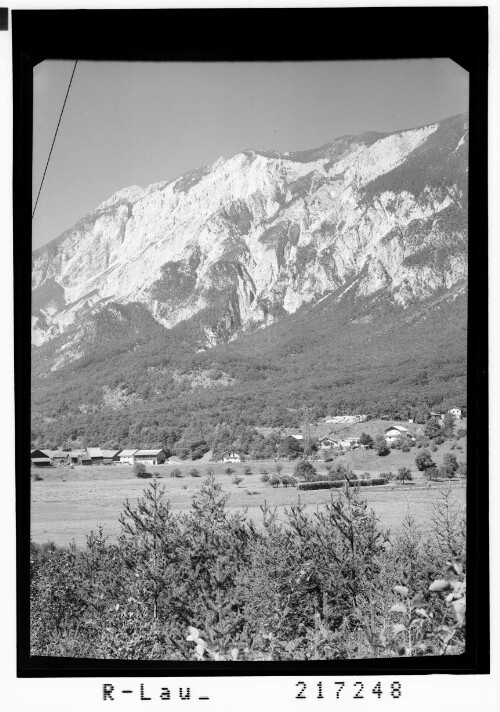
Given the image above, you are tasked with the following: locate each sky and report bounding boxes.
[32,59,468,250]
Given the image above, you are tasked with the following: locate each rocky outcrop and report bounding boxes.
[32,113,468,363]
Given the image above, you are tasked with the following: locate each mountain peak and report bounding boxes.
[32,113,468,369]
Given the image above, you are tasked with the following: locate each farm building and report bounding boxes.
[79,454,92,466]
[384,425,411,444]
[118,449,138,465]
[86,448,104,465]
[134,449,167,465]
[43,450,69,465]
[222,451,242,463]
[69,449,87,464]
[448,408,463,420]
[101,449,120,463]
[31,450,52,467]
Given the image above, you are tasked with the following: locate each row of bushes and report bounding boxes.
[297,478,389,491]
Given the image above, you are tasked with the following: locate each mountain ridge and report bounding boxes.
[32,112,468,360]
[31,112,468,446]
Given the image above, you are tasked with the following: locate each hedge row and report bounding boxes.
[297,478,388,491]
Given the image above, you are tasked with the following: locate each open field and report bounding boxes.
[31,460,465,547]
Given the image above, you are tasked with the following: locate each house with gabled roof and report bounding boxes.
[118,449,138,465]
[86,447,104,464]
[384,425,412,444]
[31,449,52,467]
[69,449,86,464]
[101,449,120,464]
[43,449,69,464]
[134,449,167,465]
[319,437,339,450]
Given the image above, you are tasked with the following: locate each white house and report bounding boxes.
[448,408,463,420]
[134,449,167,465]
[290,434,304,441]
[384,425,411,444]
[222,451,242,463]
[118,449,138,465]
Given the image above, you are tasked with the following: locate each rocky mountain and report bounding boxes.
[31,113,468,447]
[32,113,468,373]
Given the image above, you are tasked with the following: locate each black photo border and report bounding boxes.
[13,6,489,677]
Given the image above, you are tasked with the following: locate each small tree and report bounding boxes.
[232,475,243,486]
[243,466,252,476]
[170,467,182,478]
[424,465,439,481]
[189,467,201,477]
[270,475,281,487]
[442,412,456,438]
[415,450,435,472]
[374,435,390,456]
[134,462,147,477]
[293,459,317,481]
[260,472,270,483]
[359,432,374,448]
[440,453,459,479]
[224,467,235,476]
[275,462,283,476]
[425,418,442,440]
[326,461,353,481]
[396,467,413,484]
[457,462,467,479]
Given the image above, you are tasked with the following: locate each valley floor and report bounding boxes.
[31,461,465,547]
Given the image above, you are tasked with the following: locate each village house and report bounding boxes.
[69,449,87,464]
[384,425,412,444]
[134,449,167,465]
[118,449,138,465]
[222,451,242,463]
[43,449,70,465]
[448,407,463,420]
[319,437,338,450]
[86,447,104,465]
[101,449,120,465]
[30,449,52,467]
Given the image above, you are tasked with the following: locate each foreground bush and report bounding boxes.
[30,478,465,661]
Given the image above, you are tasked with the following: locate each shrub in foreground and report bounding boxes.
[30,478,465,661]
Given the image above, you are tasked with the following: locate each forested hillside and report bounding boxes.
[31,282,466,450]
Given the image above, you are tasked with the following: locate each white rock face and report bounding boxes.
[32,114,468,355]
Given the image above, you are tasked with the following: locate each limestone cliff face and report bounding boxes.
[32,113,468,363]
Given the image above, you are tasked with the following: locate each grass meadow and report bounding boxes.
[31,457,465,547]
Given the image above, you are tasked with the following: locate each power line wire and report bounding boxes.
[32,60,78,220]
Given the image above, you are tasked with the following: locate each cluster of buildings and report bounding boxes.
[30,447,168,468]
[323,414,369,424]
[319,425,416,451]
